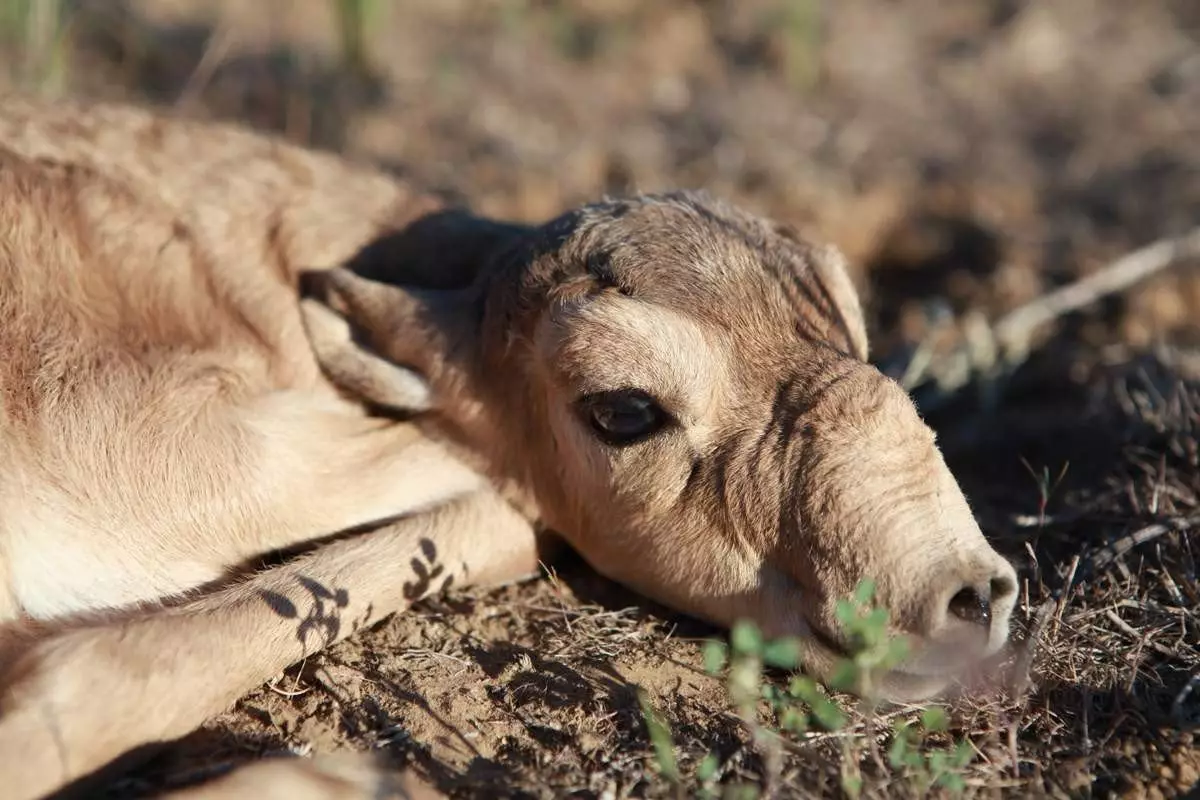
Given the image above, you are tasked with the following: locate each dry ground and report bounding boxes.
[3,1,1198,797]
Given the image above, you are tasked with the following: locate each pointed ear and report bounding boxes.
[298,268,480,414]
[808,242,869,361]
[772,223,870,361]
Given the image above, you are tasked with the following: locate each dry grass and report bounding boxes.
[3,1,1198,797]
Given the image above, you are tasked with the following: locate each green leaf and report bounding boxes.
[702,640,728,674]
[863,607,889,633]
[888,726,912,768]
[696,751,720,782]
[835,598,858,628]
[921,706,949,733]
[809,693,847,731]
[729,659,762,705]
[730,620,764,656]
[828,660,860,692]
[853,578,877,606]
[636,688,679,784]
[788,675,816,699]
[951,740,974,768]
[938,772,966,793]
[841,770,863,799]
[787,676,846,730]
[780,705,809,733]
[761,637,802,669]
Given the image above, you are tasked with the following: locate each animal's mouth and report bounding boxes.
[800,618,999,702]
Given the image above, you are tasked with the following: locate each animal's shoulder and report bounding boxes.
[0,94,438,270]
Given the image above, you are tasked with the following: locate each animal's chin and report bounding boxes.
[875,669,954,702]
[798,620,998,703]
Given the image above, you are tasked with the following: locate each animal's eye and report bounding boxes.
[577,389,671,447]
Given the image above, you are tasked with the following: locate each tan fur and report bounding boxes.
[305,196,1018,697]
[0,95,1015,799]
[161,753,442,800]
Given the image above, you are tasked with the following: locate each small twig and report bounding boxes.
[1008,510,1132,529]
[895,227,1200,404]
[175,25,234,110]
[1082,514,1199,574]
[1050,555,1080,640]
[1010,598,1056,697]
[267,673,312,698]
[1103,609,1180,661]
[509,604,639,619]
[1172,672,1200,727]
[397,648,472,669]
[1007,718,1020,777]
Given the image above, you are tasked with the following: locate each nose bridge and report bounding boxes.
[894,457,1010,583]
[826,409,1014,616]
[895,460,1018,636]
[767,360,1005,579]
[769,368,1022,657]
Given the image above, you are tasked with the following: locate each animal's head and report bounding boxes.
[301,192,1018,700]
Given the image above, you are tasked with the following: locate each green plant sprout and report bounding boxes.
[0,0,69,95]
[332,0,379,78]
[640,578,975,798]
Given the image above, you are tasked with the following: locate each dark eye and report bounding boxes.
[577,389,671,447]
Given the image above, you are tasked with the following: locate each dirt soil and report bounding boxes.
[4,1,1198,798]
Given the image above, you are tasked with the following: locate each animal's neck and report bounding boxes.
[351,209,546,521]
[347,208,533,291]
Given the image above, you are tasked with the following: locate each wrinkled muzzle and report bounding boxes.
[778,379,1019,699]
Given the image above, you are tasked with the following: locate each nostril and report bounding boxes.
[948,586,991,627]
[990,574,1017,608]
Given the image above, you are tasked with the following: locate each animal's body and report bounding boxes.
[0,96,1018,799]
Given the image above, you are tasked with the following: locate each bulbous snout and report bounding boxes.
[789,368,1023,690]
[911,552,1019,670]
[860,477,1020,678]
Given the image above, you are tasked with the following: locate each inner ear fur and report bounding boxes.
[298,268,480,415]
[771,222,870,361]
[297,289,432,414]
[295,209,540,418]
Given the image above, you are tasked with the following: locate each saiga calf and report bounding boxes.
[0,96,1016,799]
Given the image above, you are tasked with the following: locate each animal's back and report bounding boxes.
[0,96,438,620]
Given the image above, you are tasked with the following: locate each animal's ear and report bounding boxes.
[298,268,479,414]
[298,290,432,413]
[773,223,870,361]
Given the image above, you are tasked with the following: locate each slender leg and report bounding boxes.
[161,753,442,800]
[0,491,538,800]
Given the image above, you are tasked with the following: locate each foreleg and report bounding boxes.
[0,490,537,800]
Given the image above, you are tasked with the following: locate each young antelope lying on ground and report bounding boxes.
[0,95,1016,799]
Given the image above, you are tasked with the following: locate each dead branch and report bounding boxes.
[1084,514,1200,574]
[996,228,1200,361]
[896,227,1200,404]
[1103,609,1184,662]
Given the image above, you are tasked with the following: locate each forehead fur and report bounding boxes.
[535,191,863,367]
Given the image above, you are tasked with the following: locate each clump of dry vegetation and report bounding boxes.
[4,1,1198,797]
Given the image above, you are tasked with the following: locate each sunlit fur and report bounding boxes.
[0,95,1016,800]
[305,194,1019,701]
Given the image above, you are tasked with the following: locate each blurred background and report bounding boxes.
[3,4,1198,796]
[2,0,1196,361]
